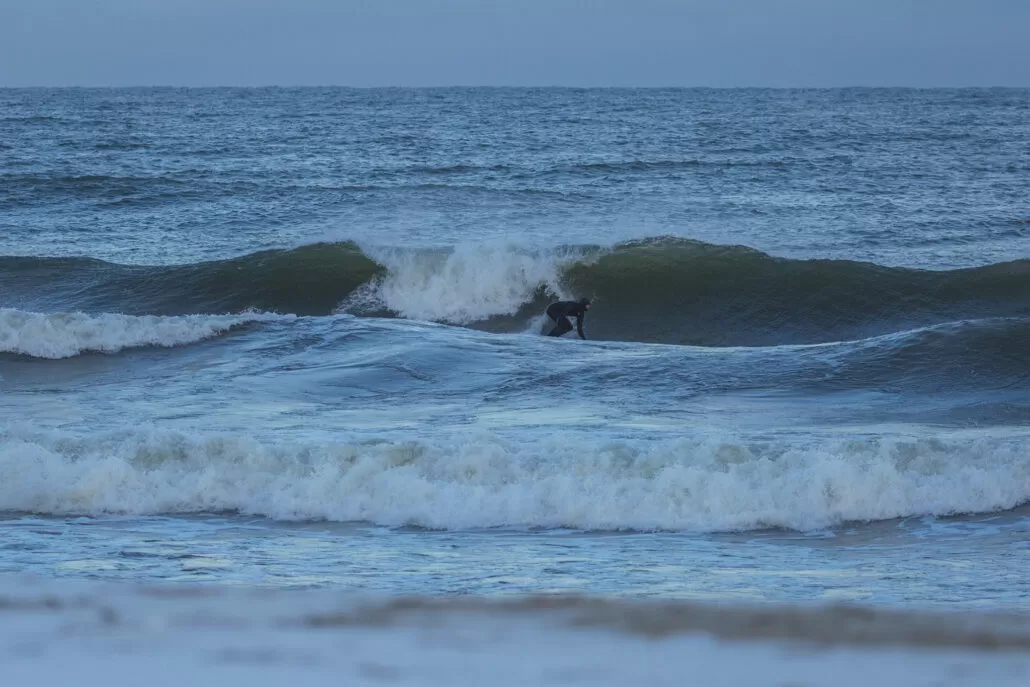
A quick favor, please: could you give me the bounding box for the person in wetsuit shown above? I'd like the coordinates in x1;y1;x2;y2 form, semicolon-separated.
545;298;591;339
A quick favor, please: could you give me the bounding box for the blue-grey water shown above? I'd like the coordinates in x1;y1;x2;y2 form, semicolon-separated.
2;88;1029;608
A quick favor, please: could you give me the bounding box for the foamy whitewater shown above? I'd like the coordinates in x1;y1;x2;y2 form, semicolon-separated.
3;425;1029;532
2;88;1030;625
350;241;581;323
0;309;264;358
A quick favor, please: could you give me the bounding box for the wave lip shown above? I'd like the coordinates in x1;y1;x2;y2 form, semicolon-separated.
0;309;263;359
341;240;582;323
3;427;1028;532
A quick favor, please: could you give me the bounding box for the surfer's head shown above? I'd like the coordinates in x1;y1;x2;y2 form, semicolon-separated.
579;297;591;310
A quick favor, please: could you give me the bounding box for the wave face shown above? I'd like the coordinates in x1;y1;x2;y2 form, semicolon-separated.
556;238;1030;346
2;427;1028;532
0;309;264;359
0;242;381;318
2;238;1029;346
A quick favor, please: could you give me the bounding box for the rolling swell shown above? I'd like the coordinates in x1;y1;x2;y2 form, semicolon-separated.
0;242;380;316
1;237;1028;347
802;317;1030;394
558;239;1030;346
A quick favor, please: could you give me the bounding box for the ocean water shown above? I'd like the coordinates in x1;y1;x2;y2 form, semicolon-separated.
1;88;1029;608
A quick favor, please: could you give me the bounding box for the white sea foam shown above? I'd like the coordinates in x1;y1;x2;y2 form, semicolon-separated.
0;309;265;359
341;241;584;323
2;426;1027;532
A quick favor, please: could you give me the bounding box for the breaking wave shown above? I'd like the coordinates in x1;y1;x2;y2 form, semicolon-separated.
2;237;1028;346
2;426;1028;532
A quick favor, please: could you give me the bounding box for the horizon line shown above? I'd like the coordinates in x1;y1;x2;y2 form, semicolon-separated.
3;84;1029;90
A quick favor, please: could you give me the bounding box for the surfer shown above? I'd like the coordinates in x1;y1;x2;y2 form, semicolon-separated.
545;298;590;339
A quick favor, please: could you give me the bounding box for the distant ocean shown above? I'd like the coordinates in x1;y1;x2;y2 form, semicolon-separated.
2;88;1029;611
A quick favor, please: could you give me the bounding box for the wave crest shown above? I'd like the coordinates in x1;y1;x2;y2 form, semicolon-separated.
340;241;580;323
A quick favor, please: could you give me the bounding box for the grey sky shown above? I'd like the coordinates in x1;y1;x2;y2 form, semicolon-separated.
2;0;1028;87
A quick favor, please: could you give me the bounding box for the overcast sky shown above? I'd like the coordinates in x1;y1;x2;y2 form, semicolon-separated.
2;0;1028;87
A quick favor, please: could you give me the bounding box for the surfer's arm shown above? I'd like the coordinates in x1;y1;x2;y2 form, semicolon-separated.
576;315;586;340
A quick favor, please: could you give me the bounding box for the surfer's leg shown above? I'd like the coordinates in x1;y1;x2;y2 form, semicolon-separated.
544;305;559;336
548;317;573;337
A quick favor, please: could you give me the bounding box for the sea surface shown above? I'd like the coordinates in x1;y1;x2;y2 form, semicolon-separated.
1;88;1029;608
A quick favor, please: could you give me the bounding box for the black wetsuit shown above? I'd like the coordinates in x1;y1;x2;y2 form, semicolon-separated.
545;301;588;339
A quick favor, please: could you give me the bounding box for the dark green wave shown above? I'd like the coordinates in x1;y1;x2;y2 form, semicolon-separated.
2;237;1029;347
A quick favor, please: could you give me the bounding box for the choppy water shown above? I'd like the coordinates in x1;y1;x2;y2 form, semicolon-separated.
2;88;1029;607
